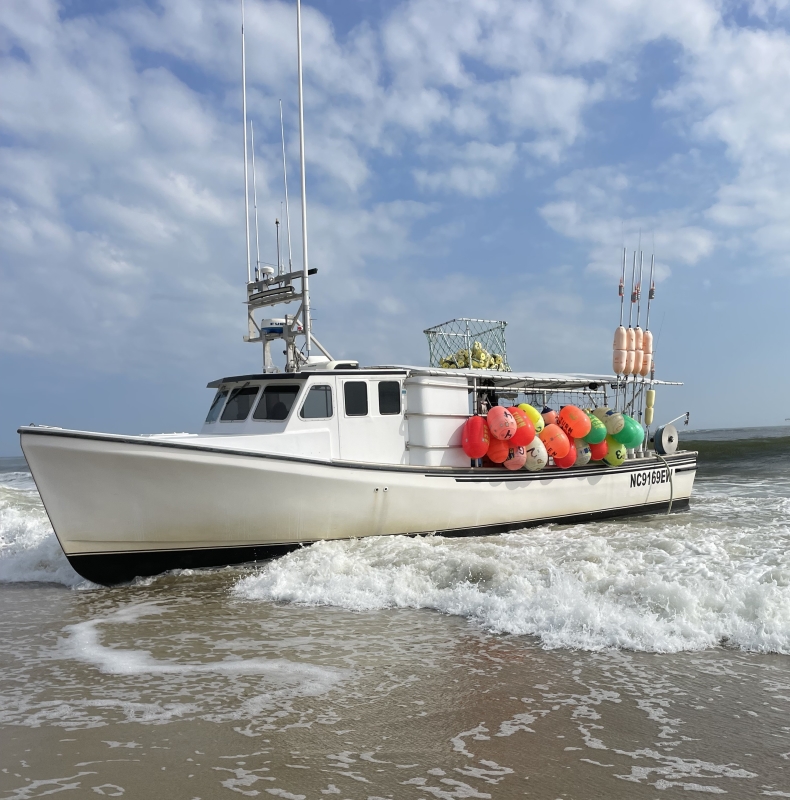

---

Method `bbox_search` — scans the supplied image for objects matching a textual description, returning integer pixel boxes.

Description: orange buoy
[508,407,536,447]
[462,416,490,459]
[558,405,592,439]
[553,442,577,469]
[487,406,517,441]
[539,423,570,459]
[613,349,627,374]
[639,352,652,377]
[504,446,527,470]
[487,437,510,463]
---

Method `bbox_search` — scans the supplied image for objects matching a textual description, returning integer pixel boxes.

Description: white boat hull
[20,427,697,585]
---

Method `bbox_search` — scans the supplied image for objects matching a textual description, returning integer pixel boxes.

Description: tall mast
[280,100,293,273]
[250,120,261,280]
[241,0,251,284]
[296,0,312,355]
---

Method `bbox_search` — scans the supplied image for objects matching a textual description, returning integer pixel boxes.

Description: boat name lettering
[630,468,670,488]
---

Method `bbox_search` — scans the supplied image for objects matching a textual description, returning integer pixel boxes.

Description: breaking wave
[0,461,85,587]
[235,434,790,653]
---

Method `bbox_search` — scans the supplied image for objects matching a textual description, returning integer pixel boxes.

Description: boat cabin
[196,365,647,468]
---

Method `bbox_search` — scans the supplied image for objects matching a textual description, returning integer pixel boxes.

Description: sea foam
[234,492,790,654]
[0,471,85,587]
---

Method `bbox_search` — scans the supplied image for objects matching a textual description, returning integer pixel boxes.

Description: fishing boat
[19,1,696,586]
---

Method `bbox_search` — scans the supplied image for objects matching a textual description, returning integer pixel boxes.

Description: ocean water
[1,428,790,798]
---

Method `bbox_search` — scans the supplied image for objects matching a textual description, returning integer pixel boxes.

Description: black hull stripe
[68,498,690,586]
[20,427,696,480]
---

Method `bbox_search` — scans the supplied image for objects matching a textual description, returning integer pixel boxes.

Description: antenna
[250,120,261,281]
[240,0,251,284]
[635,249,644,328]
[279,100,293,274]
[295,0,312,356]
[276,218,281,274]
[645,253,656,330]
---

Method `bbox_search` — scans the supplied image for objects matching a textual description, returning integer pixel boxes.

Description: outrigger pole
[241,0,251,284]
[296,0,312,357]
[280,99,293,275]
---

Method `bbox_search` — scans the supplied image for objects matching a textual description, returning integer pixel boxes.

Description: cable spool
[654,423,678,455]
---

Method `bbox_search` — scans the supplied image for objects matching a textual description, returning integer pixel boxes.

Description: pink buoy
[504,446,527,470]
[487,406,517,440]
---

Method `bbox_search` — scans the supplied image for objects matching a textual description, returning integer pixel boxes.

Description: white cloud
[414,142,517,197]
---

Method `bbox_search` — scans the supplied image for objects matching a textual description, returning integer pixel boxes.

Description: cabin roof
[207,365,682,390]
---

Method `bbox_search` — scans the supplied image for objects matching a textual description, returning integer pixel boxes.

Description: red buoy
[508,407,536,447]
[462,416,490,459]
[589,439,609,461]
[553,442,577,469]
[487,437,510,463]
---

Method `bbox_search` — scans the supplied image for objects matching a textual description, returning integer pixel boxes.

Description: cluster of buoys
[613,326,653,376]
[440,340,506,370]
[461,404,646,471]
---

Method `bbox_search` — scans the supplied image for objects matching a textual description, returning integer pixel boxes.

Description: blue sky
[2,0,789,454]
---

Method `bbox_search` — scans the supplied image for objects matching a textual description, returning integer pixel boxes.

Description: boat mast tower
[241,0,332,372]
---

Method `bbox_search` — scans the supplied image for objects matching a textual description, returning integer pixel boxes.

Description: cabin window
[378,381,401,415]
[253,384,301,421]
[300,385,333,419]
[344,381,368,416]
[205,390,228,423]
[221,386,260,421]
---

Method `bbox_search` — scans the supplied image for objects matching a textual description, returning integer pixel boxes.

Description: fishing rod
[631,249,644,424]
[624,249,637,411]
[615,246,626,410]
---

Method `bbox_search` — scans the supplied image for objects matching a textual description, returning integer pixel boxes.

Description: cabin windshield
[221,386,260,422]
[253,384,301,421]
[205,390,229,423]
